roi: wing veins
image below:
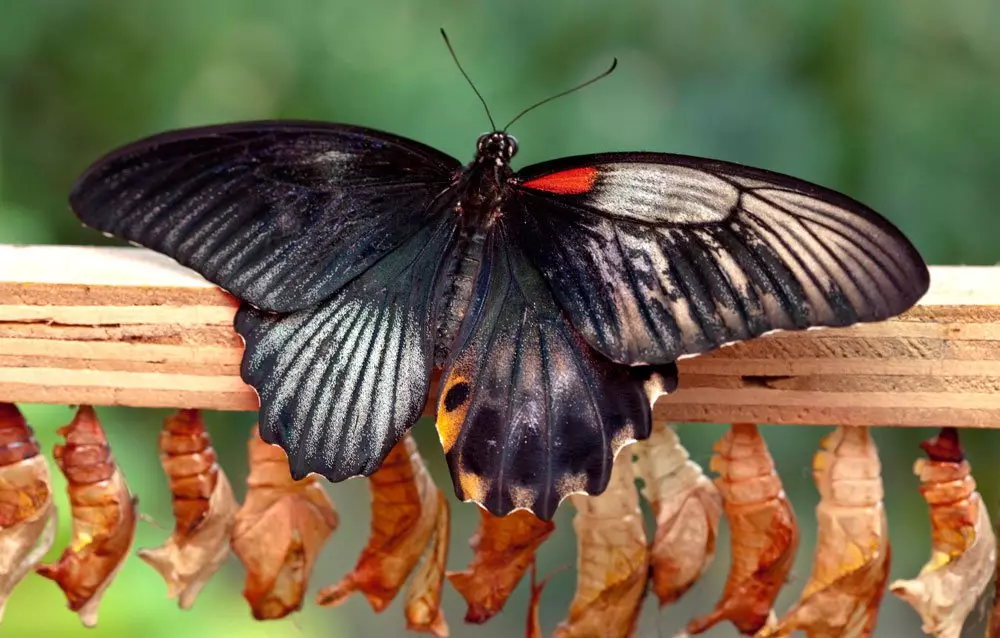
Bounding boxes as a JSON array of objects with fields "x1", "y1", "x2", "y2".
[
  {"x1": 306, "y1": 301, "x2": 370, "y2": 473},
  {"x1": 536, "y1": 320, "x2": 555, "y2": 515},
  {"x1": 495, "y1": 301, "x2": 528, "y2": 510},
  {"x1": 688, "y1": 228, "x2": 754, "y2": 338},
  {"x1": 334, "y1": 293, "x2": 389, "y2": 474},
  {"x1": 611, "y1": 224, "x2": 666, "y2": 352},
  {"x1": 749, "y1": 187, "x2": 909, "y2": 298}
]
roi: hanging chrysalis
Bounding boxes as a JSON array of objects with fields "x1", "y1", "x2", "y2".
[
  {"x1": 317, "y1": 433, "x2": 443, "y2": 613},
  {"x1": 231, "y1": 425, "x2": 338, "y2": 620},
  {"x1": 632, "y1": 421, "x2": 722, "y2": 606},
  {"x1": 36, "y1": 406, "x2": 138, "y2": 628},
  {"x1": 526, "y1": 561, "x2": 568, "y2": 638},
  {"x1": 403, "y1": 491, "x2": 450, "y2": 637},
  {"x1": 687, "y1": 423, "x2": 798, "y2": 636},
  {"x1": 0, "y1": 404, "x2": 57, "y2": 622},
  {"x1": 138, "y1": 409, "x2": 239, "y2": 609},
  {"x1": 760, "y1": 426, "x2": 891, "y2": 638},
  {"x1": 890, "y1": 428, "x2": 995, "y2": 638},
  {"x1": 554, "y1": 447, "x2": 648, "y2": 638},
  {"x1": 447, "y1": 508, "x2": 555, "y2": 623}
]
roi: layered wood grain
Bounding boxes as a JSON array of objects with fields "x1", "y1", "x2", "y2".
[{"x1": 1, "y1": 245, "x2": 998, "y2": 427}]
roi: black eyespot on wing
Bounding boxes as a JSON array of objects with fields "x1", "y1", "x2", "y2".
[
  {"x1": 514, "y1": 153, "x2": 930, "y2": 365},
  {"x1": 70, "y1": 121, "x2": 461, "y2": 313},
  {"x1": 236, "y1": 215, "x2": 456, "y2": 482},
  {"x1": 443, "y1": 381, "x2": 470, "y2": 412},
  {"x1": 435, "y1": 226, "x2": 677, "y2": 520}
]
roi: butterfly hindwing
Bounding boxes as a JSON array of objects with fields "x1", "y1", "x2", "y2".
[
  {"x1": 516, "y1": 153, "x2": 930, "y2": 365},
  {"x1": 71, "y1": 121, "x2": 460, "y2": 313},
  {"x1": 436, "y1": 225, "x2": 677, "y2": 520},
  {"x1": 236, "y1": 214, "x2": 456, "y2": 481}
]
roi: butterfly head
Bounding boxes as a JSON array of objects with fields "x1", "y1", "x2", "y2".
[{"x1": 476, "y1": 132, "x2": 518, "y2": 166}]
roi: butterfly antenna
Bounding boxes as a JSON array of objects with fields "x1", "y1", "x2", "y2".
[
  {"x1": 441, "y1": 28, "x2": 497, "y2": 131},
  {"x1": 502, "y1": 57, "x2": 618, "y2": 132}
]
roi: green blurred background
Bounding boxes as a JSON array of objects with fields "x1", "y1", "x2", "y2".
[{"x1": 1, "y1": 1, "x2": 998, "y2": 636}]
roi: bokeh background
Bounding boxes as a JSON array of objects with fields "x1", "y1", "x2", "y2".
[{"x1": 2, "y1": 1, "x2": 999, "y2": 636}]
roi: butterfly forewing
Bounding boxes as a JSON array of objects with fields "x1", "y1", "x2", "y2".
[
  {"x1": 515, "y1": 153, "x2": 930, "y2": 366},
  {"x1": 70, "y1": 121, "x2": 461, "y2": 313},
  {"x1": 435, "y1": 225, "x2": 677, "y2": 520}
]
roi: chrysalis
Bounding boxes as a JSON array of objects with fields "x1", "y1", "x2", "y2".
[
  {"x1": 316, "y1": 433, "x2": 442, "y2": 612},
  {"x1": 404, "y1": 491, "x2": 450, "y2": 637},
  {"x1": 890, "y1": 428, "x2": 995, "y2": 638},
  {"x1": 687, "y1": 423, "x2": 798, "y2": 636},
  {"x1": 231, "y1": 425, "x2": 338, "y2": 620},
  {"x1": 447, "y1": 508, "x2": 555, "y2": 623},
  {"x1": 36, "y1": 406, "x2": 138, "y2": 628},
  {"x1": 0, "y1": 404, "x2": 57, "y2": 622},
  {"x1": 554, "y1": 448, "x2": 648, "y2": 638},
  {"x1": 138, "y1": 409, "x2": 239, "y2": 609},
  {"x1": 526, "y1": 561, "x2": 568, "y2": 638},
  {"x1": 760, "y1": 426, "x2": 890, "y2": 638},
  {"x1": 631, "y1": 422, "x2": 722, "y2": 606}
]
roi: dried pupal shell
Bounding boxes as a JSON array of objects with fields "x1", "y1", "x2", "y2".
[
  {"x1": 138, "y1": 409, "x2": 239, "y2": 609},
  {"x1": 317, "y1": 433, "x2": 440, "y2": 612},
  {"x1": 231, "y1": 425, "x2": 338, "y2": 620},
  {"x1": 0, "y1": 404, "x2": 57, "y2": 623},
  {"x1": 526, "y1": 561, "x2": 568, "y2": 638},
  {"x1": 632, "y1": 421, "x2": 722, "y2": 606},
  {"x1": 404, "y1": 491, "x2": 450, "y2": 637},
  {"x1": 687, "y1": 423, "x2": 798, "y2": 636},
  {"x1": 447, "y1": 507, "x2": 555, "y2": 623},
  {"x1": 760, "y1": 426, "x2": 891, "y2": 638},
  {"x1": 554, "y1": 447, "x2": 648, "y2": 638},
  {"x1": 36, "y1": 406, "x2": 138, "y2": 628},
  {"x1": 890, "y1": 428, "x2": 995, "y2": 638}
]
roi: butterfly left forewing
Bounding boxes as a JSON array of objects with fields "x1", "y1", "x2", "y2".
[
  {"x1": 515, "y1": 153, "x2": 930, "y2": 366},
  {"x1": 70, "y1": 121, "x2": 460, "y2": 313},
  {"x1": 435, "y1": 225, "x2": 676, "y2": 520}
]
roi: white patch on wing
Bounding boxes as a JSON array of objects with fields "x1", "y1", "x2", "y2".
[
  {"x1": 592, "y1": 164, "x2": 737, "y2": 224},
  {"x1": 313, "y1": 149, "x2": 361, "y2": 178},
  {"x1": 316, "y1": 298, "x2": 376, "y2": 467}
]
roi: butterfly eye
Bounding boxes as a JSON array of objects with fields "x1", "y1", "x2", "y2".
[
  {"x1": 505, "y1": 135, "x2": 519, "y2": 159},
  {"x1": 476, "y1": 134, "x2": 491, "y2": 155}
]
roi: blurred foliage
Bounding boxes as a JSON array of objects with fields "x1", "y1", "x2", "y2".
[{"x1": 0, "y1": 1, "x2": 998, "y2": 636}]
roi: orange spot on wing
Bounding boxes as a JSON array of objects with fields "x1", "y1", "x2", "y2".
[
  {"x1": 458, "y1": 470, "x2": 487, "y2": 505},
  {"x1": 522, "y1": 167, "x2": 598, "y2": 195},
  {"x1": 436, "y1": 373, "x2": 470, "y2": 454}
]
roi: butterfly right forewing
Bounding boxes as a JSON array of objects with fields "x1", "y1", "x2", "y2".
[{"x1": 515, "y1": 153, "x2": 930, "y2": 366}]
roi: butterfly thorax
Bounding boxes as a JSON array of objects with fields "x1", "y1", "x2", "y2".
[
  {"x1": 454, "y1": 131, "x2": 518, "y2": 217},
  {"x1": 433, "y1": 132, "x2": 518, "y2": 365}
]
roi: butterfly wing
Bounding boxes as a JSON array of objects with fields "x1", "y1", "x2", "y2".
[
  {"x1": 70, "y1": 121, "x2": 460, "y2": 313},
  {"x1": 236, "y1": 211, "x2": 457, "y2": 481},
  {"x1": 514, "y1": 153, "x2": 930, "y2": 365},
  {"x1": 435, "y1": 224, "x2": 677, "y2": 520}
]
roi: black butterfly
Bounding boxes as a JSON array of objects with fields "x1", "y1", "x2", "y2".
[{"x1": 69, "y1": 36, "x2": 929, "y2": 521}]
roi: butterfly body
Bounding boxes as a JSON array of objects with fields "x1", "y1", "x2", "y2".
[
  {"x1": 433, "y1": 132, "x2": 517, "y2": 364},
  {"x1": 70, "y1": 116, "x2": 929, "y2": 520}
]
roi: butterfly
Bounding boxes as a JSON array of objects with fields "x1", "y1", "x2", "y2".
[{"x1": 68, "y1": 33, "x2": 930, "y2": 520}]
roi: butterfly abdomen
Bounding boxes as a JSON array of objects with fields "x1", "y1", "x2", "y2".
[{"x1": 434, "y1": 223, "x2": 488, "y2": 366}]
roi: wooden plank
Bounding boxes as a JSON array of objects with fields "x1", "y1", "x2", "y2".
[{"x1": 1, "y1": 245, "x2": 999, "y2": 427}]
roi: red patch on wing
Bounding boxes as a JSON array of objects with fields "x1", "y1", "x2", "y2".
[{"x1": 521, "y1": 167, "x2": 598, "y2": 195}]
